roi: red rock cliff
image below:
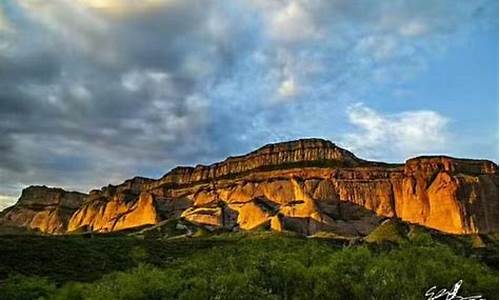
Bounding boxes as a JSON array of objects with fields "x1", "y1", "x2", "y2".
[{"x1": 1, "y1": 139, "x2": 498, "y2": 235}]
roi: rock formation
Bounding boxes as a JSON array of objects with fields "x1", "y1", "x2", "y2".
[
  {"x1": 1, "y1": 138, "x2": 498, "y2": 236},
  {"x1": 0, "y1": 186, "x2": 86, "y2": 234}
]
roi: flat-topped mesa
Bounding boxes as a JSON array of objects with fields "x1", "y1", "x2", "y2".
[
  {"x1": 1, "y1": 138, "x2": 498, "y2": 235},
  {"x1": 16, "y1": 186, "x2": 86, "y2": 209},
  {"x1": 156, "y1": 138, "x2": 362, "y2": 187},
  {"x1": 0, "y1": 186, "x2": 87, "y2": 234}
]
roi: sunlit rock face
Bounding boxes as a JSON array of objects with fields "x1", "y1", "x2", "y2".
[
  {"x1": 1, "y1": 139, "x2": 498, "y2": 235},
  {"x1": 67, "y1": 177, "x2": 159, "y2": 232},
  {"x1": 396, "y1": 157, "x2": 499, "y2": 234},
  {"x1": 0, "y1": 186, "x2": 87, "y2": 234},
  {"x1": 148, "y1": 138, "x2": 362, "y2": 188}
]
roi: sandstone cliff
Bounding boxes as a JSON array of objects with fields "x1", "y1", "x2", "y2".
[
  {"x1": 0, "y1": 186, "x2": 87, "y2": 234},
  {"x1": 1, "y1": 139, "x2": 498, "y2": 236}
]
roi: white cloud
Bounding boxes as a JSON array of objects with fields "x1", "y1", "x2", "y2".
[
  {"x1": 121, "y1": 71, "x2": 145, "y2": 92},
  {"x1": 77, "y1": 0, "x2": 175, "y2": 15},
  {"x1": 69, "y1": 84, "x2": 92, "y2": 102},
  {"x1": 400, "y1": 20, "x2": 428, "y2": 37},
  {"x1": 0, "y1": 195, "x2": 17, "y2": 211},
  {"x1": 121, "y1": 70, "x2": 171, "y2": 92},
  {"x1": 268, "y1": 1, "x2": 319, "y2": 42},
  {"x1": 277, "y1": 77, "x2": 297, "y2": 98},
  {"x1": 343, "y1": 103, "x2": 449, "y2": 161}
]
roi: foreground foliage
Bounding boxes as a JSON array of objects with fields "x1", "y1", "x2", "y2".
[{"x1": 0, "y1": 231, "x2": 497, "y2": 300}]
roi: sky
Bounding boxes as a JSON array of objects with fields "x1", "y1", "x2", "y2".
[{"x1": 0, "y1": 0, "x2": 498, "y2": 209}]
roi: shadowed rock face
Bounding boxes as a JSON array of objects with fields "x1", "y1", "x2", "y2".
[{"x1": 1, "y1": 139, "x2": 498, "y2": 235}]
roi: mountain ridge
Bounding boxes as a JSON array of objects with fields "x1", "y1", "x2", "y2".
[{"x1": 0, "y1": 138, "x2": 498, "y2": 236}]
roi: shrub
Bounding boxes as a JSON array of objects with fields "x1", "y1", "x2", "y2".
[
  {"x1": 1, "y1": 233, "x2": 497, "y2": 300},
  {"x1": 0, "y1": 275, "x2": 55, "y2": 300}
]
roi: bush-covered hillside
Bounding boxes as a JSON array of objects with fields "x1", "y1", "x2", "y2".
[{"x1": 0, "y1": 231, "x2": 497, "y2": 300}]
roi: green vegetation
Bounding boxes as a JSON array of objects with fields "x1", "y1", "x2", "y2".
[
  {"x1": 365, "y1": 220, "x2": 406, "y2": 244},
  {"x1": 0, "y1": 235, "x2": 230, "y2": 284},
  {"x1": 0, "y1": 231, "x2": 497, "y2": 300},
  {"x1": 128, "y1": 219, "x2": 190, "y2": 239}
]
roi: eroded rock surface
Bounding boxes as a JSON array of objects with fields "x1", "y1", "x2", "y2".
[
  {"x1": 67, "y1": 177, "x2": 159, "y2": 232},
  {"x1": 1, "y1": 139, "x2": 498, "y2": 235},
  {"x1": 0, "y1": 186, "x2": 87, "y2": 234}
]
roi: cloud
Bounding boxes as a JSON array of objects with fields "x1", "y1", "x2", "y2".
[
  {"x1": 342, "y1": 103, "x2": 449, "y2": 161},
  {"x1": 77, "y1": 0, "x2": 172, "y2": 13},
  {"x1": 399, "y1": 20, "x2": 429, "y2": 37},
  {"x1": 0, "y1": 0, "x2": 496, "y2": 204},
  {"x1": 277, "y1": 77, "x2": 298, "y2": 98},
  {"x1": 0, "y1": 195, "x2": 16, "y2": 211},
  {"x1": 266, "y1": 1, "x2": 319, "y2": 43},
  {"x1": 0, "y1": 0, "x2": 239, "y2": 194}
]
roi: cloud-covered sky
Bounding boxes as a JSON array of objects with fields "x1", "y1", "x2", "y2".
[{"x1": 0, "y1": 0, "x2": 498, "y2": 209}]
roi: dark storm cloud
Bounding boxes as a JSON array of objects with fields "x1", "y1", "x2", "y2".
[
  {"x1": 0, "y1": 52, "x2": 61, "y2": 85},
  {"x1": 0, "y1": 0, "x2": 267, "y2": 203}
]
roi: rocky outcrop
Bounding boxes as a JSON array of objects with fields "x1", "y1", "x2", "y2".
[
  {"x1": 0, "y1": 186, "x2": 87, "y2": 234},
  {"x1": 1, "y1": 139, "x2": 498, "y2": 236},
  {"x1": 67, "y1": 177, "x2": 159, "y2": 232},
  {"x1": 396, "y1": 157, "x2": 499, "y2": 234}
]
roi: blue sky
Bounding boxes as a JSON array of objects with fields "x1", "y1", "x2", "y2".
[
  {"x1": 0, "y1": 0, "x2": 498, "y2": 209},
  {"x1": 355, "y1": 22, "x2": 498, "y2": 160}
]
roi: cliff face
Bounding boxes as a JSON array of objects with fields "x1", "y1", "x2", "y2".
[
  {"x1": 396, "y1": 157, "x2": 498, "y2": 234},
  {"x1": 0, "y1": 186, "x2": 87, "y2": 234},
  {"x1": 1, "y1": 139, "x2": 498, "y2": 235},
  {"x1": 145, "y1": 139, "x2": 362, "y2": 189}
]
